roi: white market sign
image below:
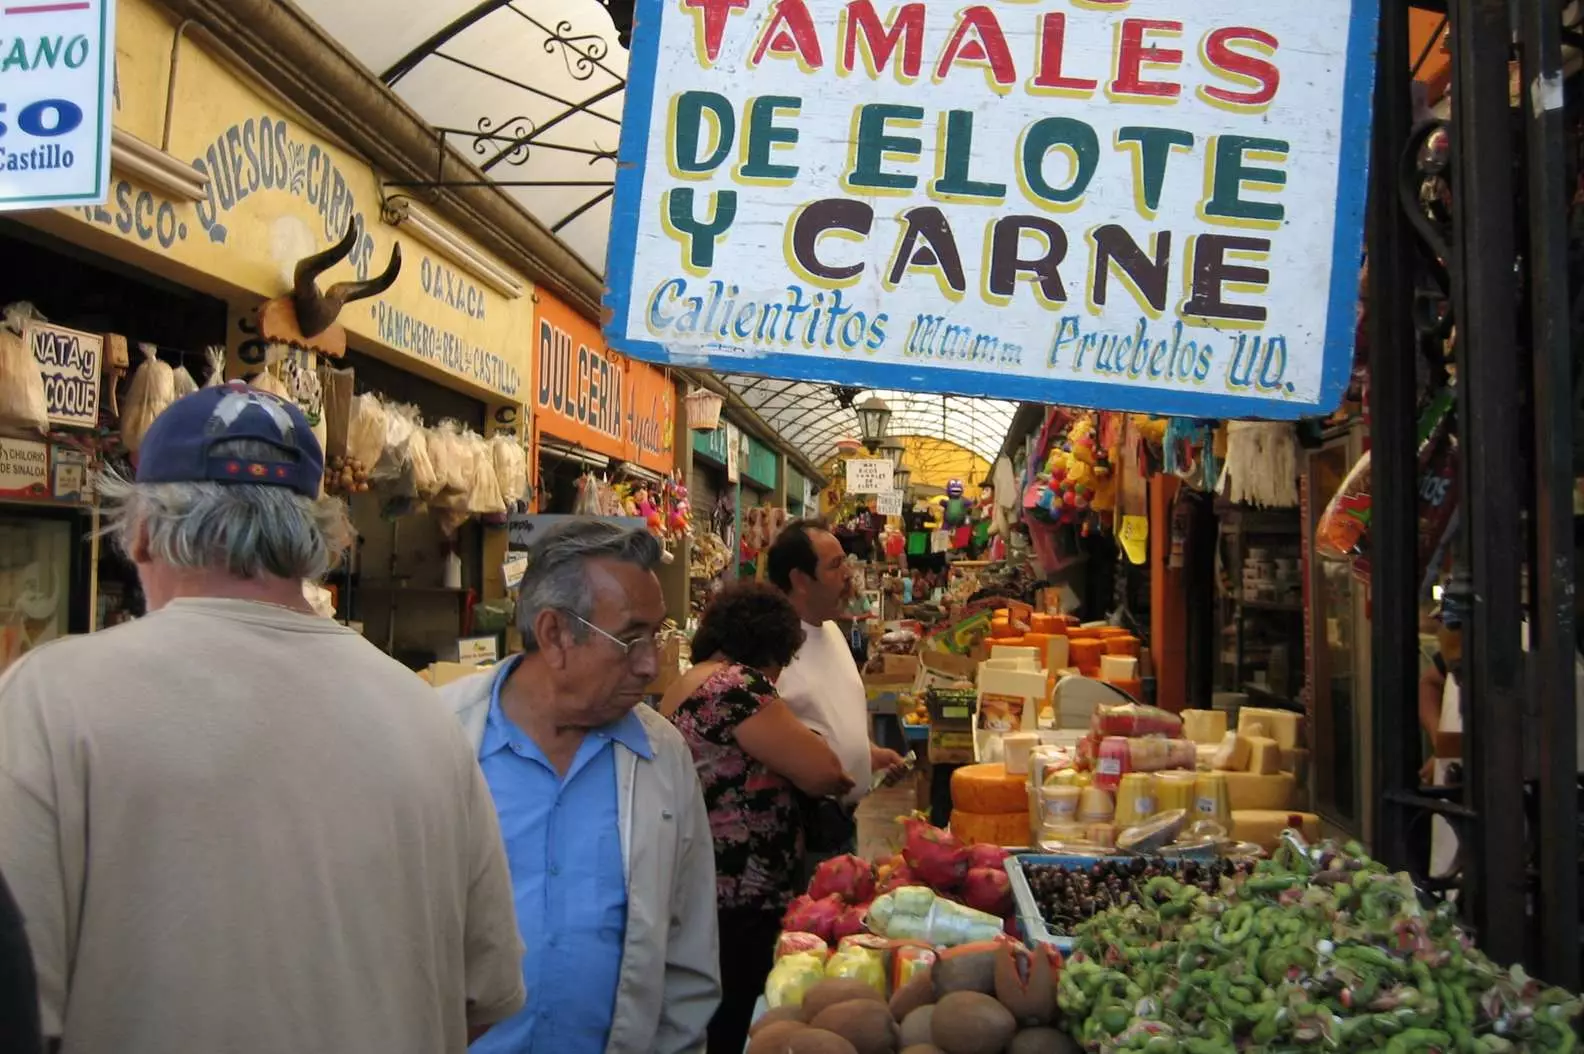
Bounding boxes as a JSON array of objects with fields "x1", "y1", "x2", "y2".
[
  {"x1": 27, "y1": 321, "x2": 101, "y2": 428},
  {"x1": 0, "y1": 0, "x2": 116, "y2": 210},
  {"x1": 875, "y1": 489, "x2": 903, "y2": 517},
  {"x1": 604, "y1": 0, "x2": 1377, "y2": 420},
  {"x1": 845, "y1": 457, "x2": 892, "y2": 493}
]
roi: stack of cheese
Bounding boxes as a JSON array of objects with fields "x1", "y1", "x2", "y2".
[
  {"x1": 949, "y1": 762, "x2": 1031, "y2": 847},
  {"x1": 1181, "y1": 705, "x2": 1318, "y2": 850}
]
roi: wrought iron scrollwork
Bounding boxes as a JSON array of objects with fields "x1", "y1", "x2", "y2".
[
  {"x1": 544, "y1": 18, "x2": 610, "y2": 81},
  {"x1": 475, "y1": 114, "x2": 536, "y2": 167}
]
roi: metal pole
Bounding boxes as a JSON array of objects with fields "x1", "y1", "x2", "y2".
[
  {"x1": 1517, "y1": 0, "x2": 1580, "y2": 990},
  {"x1": 1368, "y1": 0, "x2": 1424, "y2": 874},
  {"x1": 1449, "y1": 0, "x2": 1528, "y2": 965}
]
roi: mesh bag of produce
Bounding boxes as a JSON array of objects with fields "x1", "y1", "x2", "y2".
[
  {"x1": 0, "y1": 303, "x2": 48, "y2": 435},
  {"x1": 121, "y1": 343, "x2": 176, "y2": 454}
]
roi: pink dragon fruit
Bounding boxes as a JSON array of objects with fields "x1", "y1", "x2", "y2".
[
  {"x1": 808, "y1": 853, "x2": 877, "y2": 904},
  {"x1": 901, "y1": 817, "x2": 970, "y2": 891},
  {"x1": 831, "y1": 901, "x2": 871, "y2": 942},
  {"x1": 967, "y1": 843, "x2": 1011, "y2": 870},
  {"x1": 782, "y1": 893, "x2": 847, "y2": 944},
  {"x1": 961, "y1": 866, "x2": 1014, "y2": 917},
  {"x1": 876, "y1": 861, "x2": 917, "y2": 895}
]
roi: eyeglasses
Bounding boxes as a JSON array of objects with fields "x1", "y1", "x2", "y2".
[{"x1": 561, "y1": 610, "x2": 659, "y2": 659}]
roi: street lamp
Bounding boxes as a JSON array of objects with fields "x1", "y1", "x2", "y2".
[
  {"x1": 878, "y1": 436, "x2": 906, "y2": 469},
  {"x1": 857, "y1": 396, "x2": 892, "y2": 451},
  {"x1": 892, "y1": 464, "x2": 912, "y2": 494}
]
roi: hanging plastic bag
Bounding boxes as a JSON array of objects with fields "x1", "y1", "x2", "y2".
[
  {"x1": 573, "y1": 471, "x2": 602, "y2": 516},
  {"x1": 372, "y1": 399, "x2": 416, "y2": 482},
  {"x1": 0, "y1": 302, "x2": 48, "y2": 435},
  {"x1": 247, "y1": 367, "x2": 290, "y2": 400},
  {"x1": 490, "y1": 433, "x2": 527, "y2": 506},
  {"x1": 428, "y1": 420, "x2": 471, "y2": 496},
  {"x1": 170, "y1": 364, "x2": 198, "y2": 399},
  {"x1": 465, "y1": 431, "x2": 507, "y2": 516},
  {"x1": 409, "y1": 425, "x2": 441, "y2": 500},
  {"x1": 346, "y1": 392, "x2": 387, "y2": 471},
  {"x1": 121, "y1": 343, "x2": 176, "y2": 454},
  {"x1": 202, "y1": 345, "x2": 228, "y2": 388},
  {"x1": 319, "y1": 365, "x2": 354, "y2": 458}
]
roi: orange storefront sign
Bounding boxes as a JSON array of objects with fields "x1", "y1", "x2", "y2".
[{"x1": 534, "y1": 292, "x2": 675, "y2": 473}]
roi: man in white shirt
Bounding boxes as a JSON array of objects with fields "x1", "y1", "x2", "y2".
[{"x1": 769, "y1": 520, "x2": 906, "y2": 871}]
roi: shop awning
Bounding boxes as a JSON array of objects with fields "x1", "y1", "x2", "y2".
[{"x1": 290, "y1": 0, "x2": 629, "y2": 274}]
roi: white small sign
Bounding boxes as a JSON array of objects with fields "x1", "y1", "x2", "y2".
[
  {"x1": 803, "y1": 475, "x2": 815, "y2": 512},
  {"x1": 845, "y1": 458, "x2": 893, "y2": 494},
  {"x1": 28, "y1": 321, "x2": 101, "y2": 428},
  {"x1": 0, "y1": 0, "x2": 116, "y2": 210},
  {"x1": 725, "y1": 422, "x2": 741, "y2": 483},
  {"x1": 451, "y1": 635, "x2": 499, "y2": 667},
  {"x1": 876, "y1": 490, "x2": 903, "y2": 517},
  {"x1": 0, "y1": 436, "x2": 48, "y2": 498},
  {"x1": 502, "y1": 552, "x2": 529, "y2": 591}
]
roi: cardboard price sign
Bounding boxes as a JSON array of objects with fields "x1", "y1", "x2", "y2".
[
  {"x1": 876, "y1": 489, "x2": 904, "y2": 516},
  {"x1": 846, "y1": 458, "x2": 893, "y2": 493}
]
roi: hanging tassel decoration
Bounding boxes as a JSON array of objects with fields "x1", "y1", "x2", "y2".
[{"x1": 1218, "y1": 422, "x2": 1299, "y2": 508}]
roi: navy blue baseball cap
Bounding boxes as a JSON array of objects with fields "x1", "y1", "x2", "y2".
[{"x1": 134, "y1": 381, "x2": 324, "y2": 497}]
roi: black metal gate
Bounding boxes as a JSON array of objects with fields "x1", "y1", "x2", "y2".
[{"x1": 1369, "y1": 0, "x2": 1581, "y2": 987}]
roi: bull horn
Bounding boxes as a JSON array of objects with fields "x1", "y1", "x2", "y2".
[
  {"x1": 291, "y1": 223, "x2": 361, "y2": 338},
  {"x1": 325, "y1": 243, "x2": 402, "y2": 307}
]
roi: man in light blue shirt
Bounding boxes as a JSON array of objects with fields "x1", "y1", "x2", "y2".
[{"x1": 447, "y1": 521, "x2": 719, "y2": 1054}]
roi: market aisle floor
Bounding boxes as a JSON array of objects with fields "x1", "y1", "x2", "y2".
[{"x1": 856, "y1": 783, "x2": 916, "y2": 861}]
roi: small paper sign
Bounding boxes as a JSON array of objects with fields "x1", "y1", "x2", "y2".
[
  {"x1": 1119, "y1": 515, "x2": 1150, "y2": 565},
  {"x1": 876, "y1": 490, "x2": 903, "y2": 517},
  {"x1": 845, "y1": 458, "x2": 893, "y2": 494}
]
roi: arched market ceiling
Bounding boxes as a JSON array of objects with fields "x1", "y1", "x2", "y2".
[
  {"x1": 720, "y1": 376, "x2": 1018, "y2": 468},
  {"x1": 288, "y1": 2, "x2": 1022, "y2": 466},
  {"x1": 294, "y1": 0, "x2": 629, "y2": 273}
]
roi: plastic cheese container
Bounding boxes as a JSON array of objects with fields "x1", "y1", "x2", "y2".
[
  {"x1": 1193, "y1": 772, "x2": 1234, "y2": 830},
  {"x1": 1093, "y1": 736, "x2": 1131, "y2": 790},
  {"x1": 1114, "y1": 772, "x2": 1156, "y2": 826},
  {"x1": 1152, "y1": 770, "x2": 1198, "y2": 813}
]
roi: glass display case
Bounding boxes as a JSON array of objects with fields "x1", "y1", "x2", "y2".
[{"x1": 1302, "y1": 422, "x2": 1372, "y2": 840}]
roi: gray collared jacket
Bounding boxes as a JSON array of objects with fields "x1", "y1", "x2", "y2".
[{"x1": 439, "y1": 669, "x2": 720, "y2": 1054}]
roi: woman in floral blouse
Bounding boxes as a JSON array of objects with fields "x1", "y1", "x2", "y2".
[{"x1": 660, "y1": 582, "x2": 852, "y2": 1054}]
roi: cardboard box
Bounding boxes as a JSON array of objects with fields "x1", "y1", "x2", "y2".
[
  {"x1": 428, "y1": 661, "x2": 491, "y2": 688},
  {"x1": 882, "y1": 653, "x2": 920, "y2": 678}
]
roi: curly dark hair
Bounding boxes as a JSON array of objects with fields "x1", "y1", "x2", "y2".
[{"x1": 691, "y1": 580, "x2": 806, "y2": 671}]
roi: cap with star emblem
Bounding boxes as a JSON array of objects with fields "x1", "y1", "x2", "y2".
[{"x1": 134, "y1": 381, "x2": 325, "y2": 498}]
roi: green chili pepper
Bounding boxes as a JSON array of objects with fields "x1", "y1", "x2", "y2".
[{"x1": 1386, "y1": 1028, "x2": 1452, "y2": 1054}]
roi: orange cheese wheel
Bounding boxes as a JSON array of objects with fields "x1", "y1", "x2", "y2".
[
  {"x1": 1029, "y1": 614, "x2": 1063, "y2": 635},
  {"x1": 949, "y1": 809, "x2": 1030, "y2": 848},
  {"x1": 1103, "y1": 636, "x2": 1141, "y2": 657},
  {"x1": 990, "y1": 620, "x2": 1018, "y2": 640},
  {"x1": 1069, "y1": 639, "x2": 1104, "y2": 674},
  {"x1": 951, "y1": 762, "x2": 1029, "y2": 814},
  {"x1": 1094, "y1": 627, "x2": 1132, "y2": 640},
  {"x1": 1106, "y1": 678, "x2": 1144, "y2": 702}
]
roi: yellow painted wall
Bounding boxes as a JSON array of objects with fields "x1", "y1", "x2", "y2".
[
  {"x1": 820, "y1": 435, "x2": 990, "y2": 494},
  {"x1": 20, "y1": 0, "x2": 534, "y2": 410}
]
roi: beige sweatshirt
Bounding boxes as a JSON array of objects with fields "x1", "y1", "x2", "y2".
[{"x1": 0, "y1": 598, "x2": 525, "y2": 1053}]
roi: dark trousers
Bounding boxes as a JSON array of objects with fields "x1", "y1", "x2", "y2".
[{"x1": 708, "y1": 905, "x2": 784, "y2": 1054}]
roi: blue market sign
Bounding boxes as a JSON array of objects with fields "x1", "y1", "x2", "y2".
[{"x1": 603, "y1": 0, "x2": 1378, "y2": 420}]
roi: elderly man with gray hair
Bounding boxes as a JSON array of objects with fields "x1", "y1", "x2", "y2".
[
  {"x1": 439, "y1": 519, "x2": 720, "y2": 1054},
  {"x1": 0, "y1": 383, "x2": 525, "y2": 1054}
]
